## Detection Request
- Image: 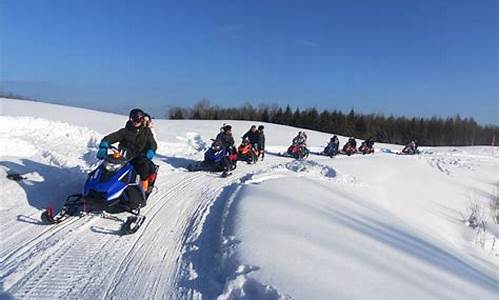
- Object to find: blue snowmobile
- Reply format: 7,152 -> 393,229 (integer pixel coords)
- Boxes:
188,139 -> 237,175
41,146 -> 158,234
323,143 -> 339,157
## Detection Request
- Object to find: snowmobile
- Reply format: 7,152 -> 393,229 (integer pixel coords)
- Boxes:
285,143 -> 309,160
188,140 -> 237,176
340,143 -> 357,156
41,146 -> 158,234
400,145 -> 419,155
358,142 -> 374,155
322,143 -> 339,157
237,138 -> 260,164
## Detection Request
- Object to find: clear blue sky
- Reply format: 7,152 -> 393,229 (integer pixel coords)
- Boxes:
1,0 -> 498,124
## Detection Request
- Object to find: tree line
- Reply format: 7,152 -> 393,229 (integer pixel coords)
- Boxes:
168,100 -> 498,146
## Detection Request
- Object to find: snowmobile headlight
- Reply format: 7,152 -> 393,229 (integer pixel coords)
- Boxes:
104,161 -> 122,172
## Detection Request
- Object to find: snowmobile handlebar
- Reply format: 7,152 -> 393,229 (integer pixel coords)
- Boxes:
104,145 -> 130,164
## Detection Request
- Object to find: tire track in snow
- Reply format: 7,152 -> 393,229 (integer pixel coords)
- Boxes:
2,172 -> 202,298
5,216 -> 108,299
101,172 -> 205,299
0,215 -> 96,290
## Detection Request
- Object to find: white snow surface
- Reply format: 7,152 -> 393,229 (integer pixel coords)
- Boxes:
0,98 -> 498,299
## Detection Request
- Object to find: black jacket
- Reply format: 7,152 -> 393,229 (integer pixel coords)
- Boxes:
216,131 -> 235,149
102,121 -> 157,159
242,130 -> 259,144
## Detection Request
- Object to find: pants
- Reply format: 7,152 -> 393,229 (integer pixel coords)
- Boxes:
131,156 -> 155,180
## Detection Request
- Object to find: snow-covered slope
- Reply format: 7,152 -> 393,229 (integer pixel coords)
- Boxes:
0,98 -> 498,299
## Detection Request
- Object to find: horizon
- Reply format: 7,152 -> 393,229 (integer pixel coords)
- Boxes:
2,94 -> 498,128
1,0 -> 498,125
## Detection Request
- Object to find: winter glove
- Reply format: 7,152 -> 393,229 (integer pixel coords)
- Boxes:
96,141 -> 109,159
146,149 -> 155,160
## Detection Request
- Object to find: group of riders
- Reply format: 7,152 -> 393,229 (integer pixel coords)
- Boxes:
96,108 -> 420,181
51,109 -> 418,231
286,132 -> 418,159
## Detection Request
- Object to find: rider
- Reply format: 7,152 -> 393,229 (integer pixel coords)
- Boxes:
348,137 -> 357,148
360,137 -> 374,151
325,135 -> 339,155
143,113 -> 158,143
257,125 -> 265,160
342,137 -> 357,153
292,131 -> 307,145
216,124 -> 235,149
242,125 -> 259,148
409,139 -> 418,153
96,108 -> 157,191
216,124 -> 236,172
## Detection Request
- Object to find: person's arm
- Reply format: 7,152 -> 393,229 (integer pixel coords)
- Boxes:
242,131 -> 249,141
102,129 -> 125,145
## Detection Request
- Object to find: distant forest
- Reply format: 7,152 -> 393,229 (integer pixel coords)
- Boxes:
168,100 -> 498,146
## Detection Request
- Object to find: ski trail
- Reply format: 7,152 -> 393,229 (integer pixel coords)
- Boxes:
101,172 -> 205,299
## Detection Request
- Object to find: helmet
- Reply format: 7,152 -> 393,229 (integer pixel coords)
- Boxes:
129,108 -> 145,122
223,124 -> 232,132
258,125 -> 264,130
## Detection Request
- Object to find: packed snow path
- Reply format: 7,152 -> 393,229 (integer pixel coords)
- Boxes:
0,99 -> 498,299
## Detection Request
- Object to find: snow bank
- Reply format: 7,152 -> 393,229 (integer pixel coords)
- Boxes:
223,176 -> 498,299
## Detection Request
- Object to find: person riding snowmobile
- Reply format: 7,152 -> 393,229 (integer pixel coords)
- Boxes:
257,125 -> 265,160
143,113 -> 158,143
402,139 -> 418,154
242,125 -> 259,146
324,135 -> 339,157
288,131 -> 309,159
341,137 -> 357,155
97,108 -> 157,192
215,124 -> 236,173
358,137 -> 375,154
292,131 -> 307,146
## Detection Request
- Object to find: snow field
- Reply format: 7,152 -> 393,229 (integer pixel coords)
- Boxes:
0,98 -> 498,299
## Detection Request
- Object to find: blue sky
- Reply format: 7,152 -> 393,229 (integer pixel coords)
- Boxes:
1,0 -> 498,124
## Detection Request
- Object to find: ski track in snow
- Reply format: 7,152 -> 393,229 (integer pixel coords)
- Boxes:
0,105 -> 498,300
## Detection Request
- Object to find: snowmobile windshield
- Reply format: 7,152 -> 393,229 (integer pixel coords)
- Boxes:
102,151 -> 127,172
103,160 -> 124,172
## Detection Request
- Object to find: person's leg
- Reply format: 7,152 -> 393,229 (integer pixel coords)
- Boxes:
131,157 -> 150,190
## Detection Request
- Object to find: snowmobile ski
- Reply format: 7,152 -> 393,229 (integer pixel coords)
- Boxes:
220,171 -> 232,178
121,215 -> 146,234
7,173 -> 27,182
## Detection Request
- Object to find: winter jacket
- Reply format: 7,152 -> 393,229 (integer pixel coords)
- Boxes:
363,139 -> 374,149
102,121 -> 157,160
216,132 -> 235,149
348,139 -> 357,148
292,135 -> 307,145
242,130 -> 260,145
256,131 -> 265,149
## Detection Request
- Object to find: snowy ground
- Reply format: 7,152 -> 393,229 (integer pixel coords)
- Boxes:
0,98 -> 498,299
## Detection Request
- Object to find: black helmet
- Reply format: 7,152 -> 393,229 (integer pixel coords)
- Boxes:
129,108 -> 145,122
258,125 -> 264,130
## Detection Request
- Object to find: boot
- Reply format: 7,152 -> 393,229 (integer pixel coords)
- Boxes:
140,179 -> 149,192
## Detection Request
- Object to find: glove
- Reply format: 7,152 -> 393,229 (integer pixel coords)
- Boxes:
146,149 -> 155,160
96,141 -> 109,159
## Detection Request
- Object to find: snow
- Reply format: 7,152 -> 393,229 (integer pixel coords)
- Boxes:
0,98 -> 498,299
